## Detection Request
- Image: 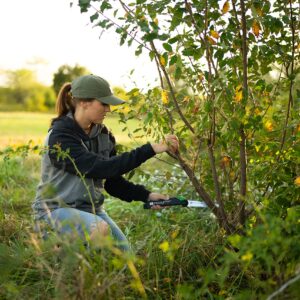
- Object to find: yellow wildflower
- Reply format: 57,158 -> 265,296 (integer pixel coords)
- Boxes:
159,241 -> 169,252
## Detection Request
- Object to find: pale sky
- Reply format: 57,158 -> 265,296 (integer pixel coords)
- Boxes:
0,0 -> 158,90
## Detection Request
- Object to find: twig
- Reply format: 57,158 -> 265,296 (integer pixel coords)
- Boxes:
238,0 -> 248,226
149,40 -> 195,134
267,273 -> 300,300
90,4 -> 152,52
279,0 -> 295,153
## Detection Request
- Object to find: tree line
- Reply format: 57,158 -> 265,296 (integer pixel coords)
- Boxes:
0,64 -> 89,111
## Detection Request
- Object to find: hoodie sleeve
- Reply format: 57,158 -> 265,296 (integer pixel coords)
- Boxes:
48,129 -> 156,179
104,176 -> 150,203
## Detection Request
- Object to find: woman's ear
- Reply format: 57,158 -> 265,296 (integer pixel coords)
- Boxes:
79,101 -> 90,109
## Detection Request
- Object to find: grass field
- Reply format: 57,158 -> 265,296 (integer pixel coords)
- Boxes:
0,112 -> 148,148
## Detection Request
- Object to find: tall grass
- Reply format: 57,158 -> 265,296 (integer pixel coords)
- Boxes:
0,152 -> 222,299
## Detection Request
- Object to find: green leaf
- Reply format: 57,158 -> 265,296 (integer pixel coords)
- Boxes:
169,55 -> 177,66
100,0 -> 112,12
90,12 -> 99,23
169,36 -> 180,44
163,43 -> 173,52
174,66 -> 182,80
158,34 -> 169,41
143,32 -> 158,42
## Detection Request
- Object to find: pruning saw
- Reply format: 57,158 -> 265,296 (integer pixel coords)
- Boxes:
144,196 -> 208,209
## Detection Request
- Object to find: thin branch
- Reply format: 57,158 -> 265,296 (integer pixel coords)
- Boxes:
153,49 -> 175,134
90,4 -> 152,52
149,41 -> 195,134
279,0 -> 295,152
207,145 -> 227,222
238,0 -> 248,225
267,273 -> 300,300
184,0 -> 218,76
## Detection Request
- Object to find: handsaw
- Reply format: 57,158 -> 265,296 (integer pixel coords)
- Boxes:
144,196 -> 208,209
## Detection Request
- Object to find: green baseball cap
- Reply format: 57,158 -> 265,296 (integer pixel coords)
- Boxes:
71,74 -> 125,105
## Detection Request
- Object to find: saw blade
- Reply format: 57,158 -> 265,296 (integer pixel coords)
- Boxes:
186,200 -> 208,208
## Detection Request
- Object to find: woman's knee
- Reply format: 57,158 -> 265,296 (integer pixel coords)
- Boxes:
90,220 -> 109,238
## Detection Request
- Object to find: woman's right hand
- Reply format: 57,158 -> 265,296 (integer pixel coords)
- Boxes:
151,135 -> 179,154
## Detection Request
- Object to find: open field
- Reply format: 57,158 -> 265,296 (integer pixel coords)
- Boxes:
0,112 -> 148,148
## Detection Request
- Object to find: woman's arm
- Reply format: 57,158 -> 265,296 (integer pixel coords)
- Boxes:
48,129 -> 156,179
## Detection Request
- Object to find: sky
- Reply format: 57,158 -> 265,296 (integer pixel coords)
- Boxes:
0,0 -> 158,90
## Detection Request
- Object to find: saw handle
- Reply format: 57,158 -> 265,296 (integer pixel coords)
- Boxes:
144,197 -> 188,209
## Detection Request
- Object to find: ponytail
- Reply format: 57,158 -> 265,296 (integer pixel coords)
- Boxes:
56,83 -> 74,116
51,82 -> 95,125
51,83 -> 74,125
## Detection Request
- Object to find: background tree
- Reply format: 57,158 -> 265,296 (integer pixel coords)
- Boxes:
52,64 -> 89,95
0,69 -> 56,111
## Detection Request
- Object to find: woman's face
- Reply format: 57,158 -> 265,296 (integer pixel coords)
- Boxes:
83,100 -> 111,124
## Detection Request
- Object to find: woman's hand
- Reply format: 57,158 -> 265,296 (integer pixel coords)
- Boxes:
148,192 -> 169,210
151,135 -> 179,154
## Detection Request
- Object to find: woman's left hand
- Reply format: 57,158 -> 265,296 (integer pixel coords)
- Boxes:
147,192 -> 169,210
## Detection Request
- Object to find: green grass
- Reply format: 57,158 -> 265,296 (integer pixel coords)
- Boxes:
0,111 -> 148,148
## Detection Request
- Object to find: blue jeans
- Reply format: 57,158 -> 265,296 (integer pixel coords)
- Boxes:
40,208 -> 130,252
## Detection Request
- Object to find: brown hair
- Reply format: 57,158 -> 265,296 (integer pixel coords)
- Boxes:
51,83 -> 94,125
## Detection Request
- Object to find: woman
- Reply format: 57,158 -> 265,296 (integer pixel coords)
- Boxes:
32,74 -> 179,251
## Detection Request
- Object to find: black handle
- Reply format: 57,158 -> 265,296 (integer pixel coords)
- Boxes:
144,197 -> 188,209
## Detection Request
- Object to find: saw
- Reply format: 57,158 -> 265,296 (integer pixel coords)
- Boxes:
144,196 -> 208,209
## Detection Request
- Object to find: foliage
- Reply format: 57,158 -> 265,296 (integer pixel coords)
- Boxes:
0,69 -> 56,111
0,147 -> 299,299
74,0 -> 300,233
52,64 -> 89,95
0,0 -> 299,298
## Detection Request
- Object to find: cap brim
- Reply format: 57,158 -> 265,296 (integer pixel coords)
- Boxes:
96,95 -> 125,106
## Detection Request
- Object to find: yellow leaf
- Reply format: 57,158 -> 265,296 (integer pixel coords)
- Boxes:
207,36 -> 216,45
294,176 -> 300,186
256,7 -> 263,16
159,241 -> 169,252
254,108 -> 261,115
159,55 -> 166,66
222,1 -> 230,14
264,121 -> 273,132
171,229 -> 179,239
154,18 -> 158,25
161,90 -> 169,104
234,85 -> 243,102
252,20 -> 261,37
221,155 -> 231,167
210,30 -> 219,39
